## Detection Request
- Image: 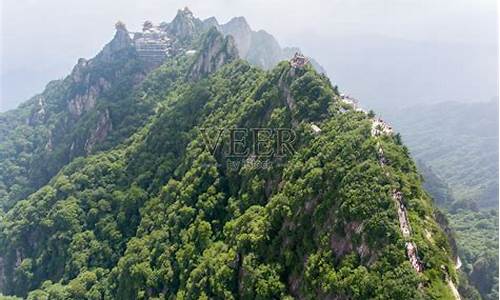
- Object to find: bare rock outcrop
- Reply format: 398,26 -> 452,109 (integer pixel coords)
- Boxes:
67,76 -> 111,118
84,109 -> 112,154
27,95 -> 46,125
98,23 -> 133,62
221,17 -> 252,58
166,7 -> 202,41
188,28 -> 239,81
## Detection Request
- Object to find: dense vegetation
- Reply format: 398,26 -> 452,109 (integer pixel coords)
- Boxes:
0,10 -> 469,299
386,101 -> 498,208
0,35 -> 154,211
385,102 -> 499,299
449,209 -> 498,300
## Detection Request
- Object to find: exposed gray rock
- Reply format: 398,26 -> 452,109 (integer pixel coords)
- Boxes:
221,17 -> 253,58
67,59 -> 100,117
247,30 -> 283,69
68,77 -> 110,118
163,10 -> 327,73
219,16 -> 327,73
68,86 -> 96,117
84,109 -> 112,154
71,58 -> 88,82
167,7 -> 202,41
27,95 -> 46,125
188,29 -> 239,81
202,17 -> 221,31
98,24 -> 133,62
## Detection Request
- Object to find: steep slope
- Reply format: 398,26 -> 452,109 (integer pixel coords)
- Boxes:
414,153 -> 498,300
188,28 -> 239,81
0,9 -> 237,211
417,161 -> 455,206
0,9 -> 325,213
216,16 -> 326,73
385,100 -> 499,208
383,100 -> 499,300
1,39 -> 462,300
0,8 -> 464,300
448,210 -> 498,300
0,23 -> 151,210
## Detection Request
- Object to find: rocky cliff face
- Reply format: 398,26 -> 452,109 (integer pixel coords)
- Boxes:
219,16 -> 326,73
162,10 -> 326,73
67,67 -> 112,119
246,29 -> 283,69
2,8 -> 327,213
98,25 -> 134,62
27,95 -> 46,125
188,29 -> 239,81
221,17 -> 253,58
202,16 -> 221,31
84,109 -> 113,154
0,21 -> 147,211
166,7 -> 202,41
67,24 -> 136,119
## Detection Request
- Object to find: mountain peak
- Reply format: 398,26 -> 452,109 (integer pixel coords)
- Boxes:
174,6 -> 195,21
188,28 -> 239,80
115,21 -> 127,32
167,6 -> 202,40
202,16 -> 220,31
225,16 -> 251,32
181,6 -> 193,16
98,23 -> 133,61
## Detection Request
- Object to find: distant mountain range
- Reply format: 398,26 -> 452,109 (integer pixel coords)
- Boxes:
385,100 -> 499,300
385,100 -> 499,208
214,15 -> 326,73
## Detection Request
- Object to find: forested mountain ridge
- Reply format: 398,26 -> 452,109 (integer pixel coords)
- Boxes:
385,101 -> 499,300
0,8 -> 464,299
0,21 -> 154,210
217,16 -> 326,72
0,8 -> 323,212
385,101 -> 499,208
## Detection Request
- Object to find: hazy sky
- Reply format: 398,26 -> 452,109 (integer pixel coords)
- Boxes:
1,0 -> 498,111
